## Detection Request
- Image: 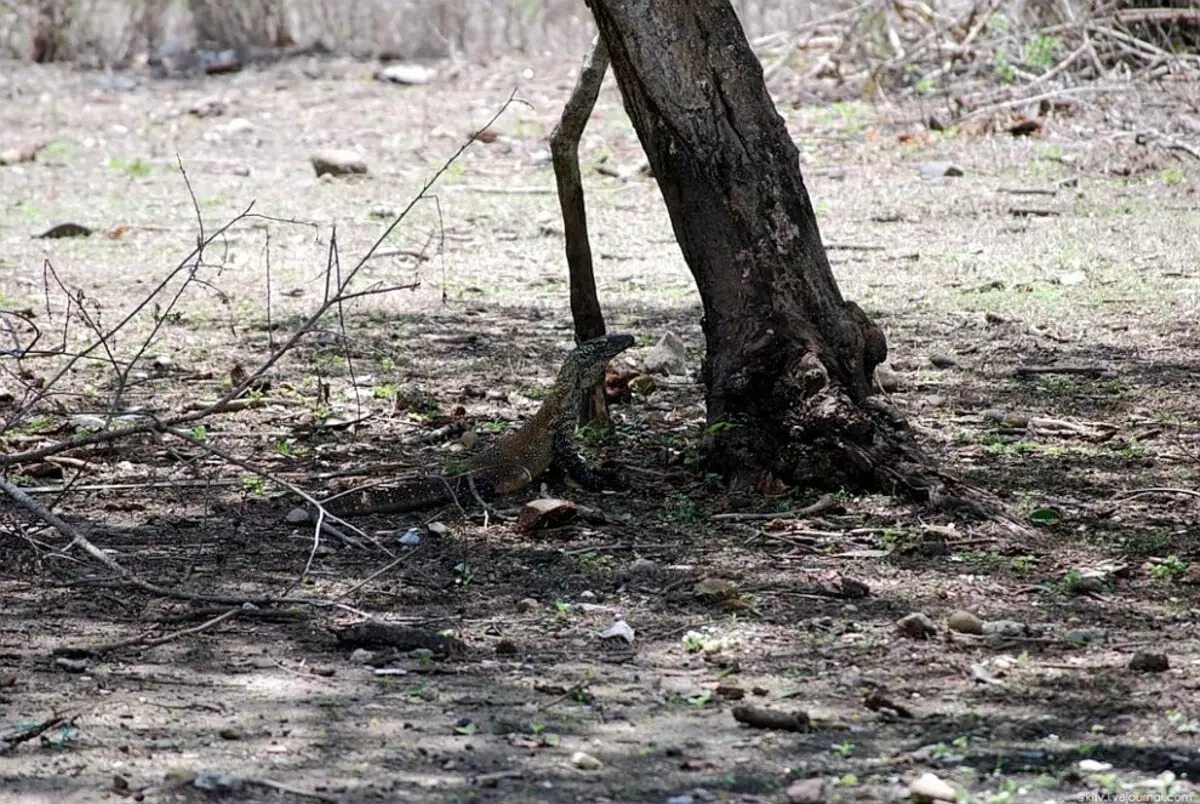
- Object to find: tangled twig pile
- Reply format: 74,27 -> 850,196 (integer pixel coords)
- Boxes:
754,0 -> 1200,114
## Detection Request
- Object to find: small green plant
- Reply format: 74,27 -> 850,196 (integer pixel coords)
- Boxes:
274,438 -> 292,457
574,551 -> 612,573
1148,555 -> 1187,581
957,550 -> 1003,570
1166,709 -> 1200,733
681,630 -> 710,653
985,788 -> 1015,804
575,422 -> 610,446
687,691 -> 714,708
1028,507 -> 1062,526
993,47 -> 1016,84
1113,438 -> 1145,458
915,76 -> 936,94
401,681 -> 439,701
453,562 -> 475,588
528,722 -> 560,746
187,425 -> 208,442
831,740 -> 855,758
1159,167 -> 1185,185
241,476 -> 267,496
478,420 -> 508,434
832,100 -> 868,134
663,492 -> 700,522
372,383 -> 397,401
1022,33 -> 1060,70
107,156 -> 153,178
1010,555 -> 1036,573
43,140 -> 76,158
23,415 -> 54,434
442,460 -> 469,476
553,598 -> 571,618
926,742 -> 952,760
525,384 -> 550,400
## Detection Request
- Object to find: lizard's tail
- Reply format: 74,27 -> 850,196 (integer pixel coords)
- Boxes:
318,474 -> 469,518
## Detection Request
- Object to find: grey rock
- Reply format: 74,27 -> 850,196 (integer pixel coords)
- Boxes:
918,161 -> 965,179
375,63 -> 436,85
311,149 -> 367,177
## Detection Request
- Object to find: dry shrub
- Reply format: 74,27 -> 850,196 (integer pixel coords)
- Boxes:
188,0 -> 291,48
0,0 -> 175,66
0,0 -> 829,66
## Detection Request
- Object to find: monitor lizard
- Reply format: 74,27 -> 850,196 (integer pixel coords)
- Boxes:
317,333 -> 635,518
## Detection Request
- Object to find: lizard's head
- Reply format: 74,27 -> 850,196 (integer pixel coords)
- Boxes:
567,333 -> 636,388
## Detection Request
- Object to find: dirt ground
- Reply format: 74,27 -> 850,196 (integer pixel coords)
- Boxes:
1,49 -> 1200,804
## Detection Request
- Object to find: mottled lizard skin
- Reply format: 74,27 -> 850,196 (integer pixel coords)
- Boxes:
319,334 -> 634,518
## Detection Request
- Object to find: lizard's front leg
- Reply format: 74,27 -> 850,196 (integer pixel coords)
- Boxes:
551,427 -> 623,491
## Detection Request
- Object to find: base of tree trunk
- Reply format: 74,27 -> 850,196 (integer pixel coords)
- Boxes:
708,387 -> 1028,534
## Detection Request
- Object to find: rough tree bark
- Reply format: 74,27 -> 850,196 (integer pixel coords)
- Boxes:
550,35 -> 614,427
587,0 -> 1004,517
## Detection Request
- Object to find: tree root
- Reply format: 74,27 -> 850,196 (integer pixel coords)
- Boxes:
778,389 -> 1032,536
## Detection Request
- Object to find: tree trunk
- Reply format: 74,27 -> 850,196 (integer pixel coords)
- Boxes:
585,0 -> 924,497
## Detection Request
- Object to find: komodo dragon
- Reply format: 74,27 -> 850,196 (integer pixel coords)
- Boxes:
318,333 -> 635,518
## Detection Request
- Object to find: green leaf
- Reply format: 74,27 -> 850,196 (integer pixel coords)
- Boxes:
1029,507 -> 1061,525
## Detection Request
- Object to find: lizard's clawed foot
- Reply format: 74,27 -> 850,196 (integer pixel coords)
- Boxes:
597,462 -> 630,491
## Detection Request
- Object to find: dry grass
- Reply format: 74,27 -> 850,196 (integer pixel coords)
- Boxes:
0,0 -> 874,66
1,21 -> 1200,802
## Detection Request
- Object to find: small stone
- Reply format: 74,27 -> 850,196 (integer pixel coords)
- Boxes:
516,498 -> 577,532
694,578 -> 738,600
599,619 -> 635,644
909,772 -> 957,801
874,364 -> 900,392
516,598 -> 540,613
1063,628 -> 1103,646
285,506 -> 311,524
54,657 -> 88,673
311,149 -> 367,177
982,619 -> 1027,637
369,205 -> 396,219
223,117 -> 254,135
570,750 -> 602,770
1069,575 -> 1107,595
896,612 -> 937,639
639,332 -> 689,376
929,353 -> 958,369
786,777 -> 827,804
495,639 -> 519,655
427,521 -> 448,536
375,63 -> 436,85
628,558 -> 658,574
947,610 -> 984,635
1079,759 -> 1113,773
232,165 -> 250,177
918,161 -> 964,179
188,96 -> 227,117
1129,652 -> 1169,673
0,387 -> 14,407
